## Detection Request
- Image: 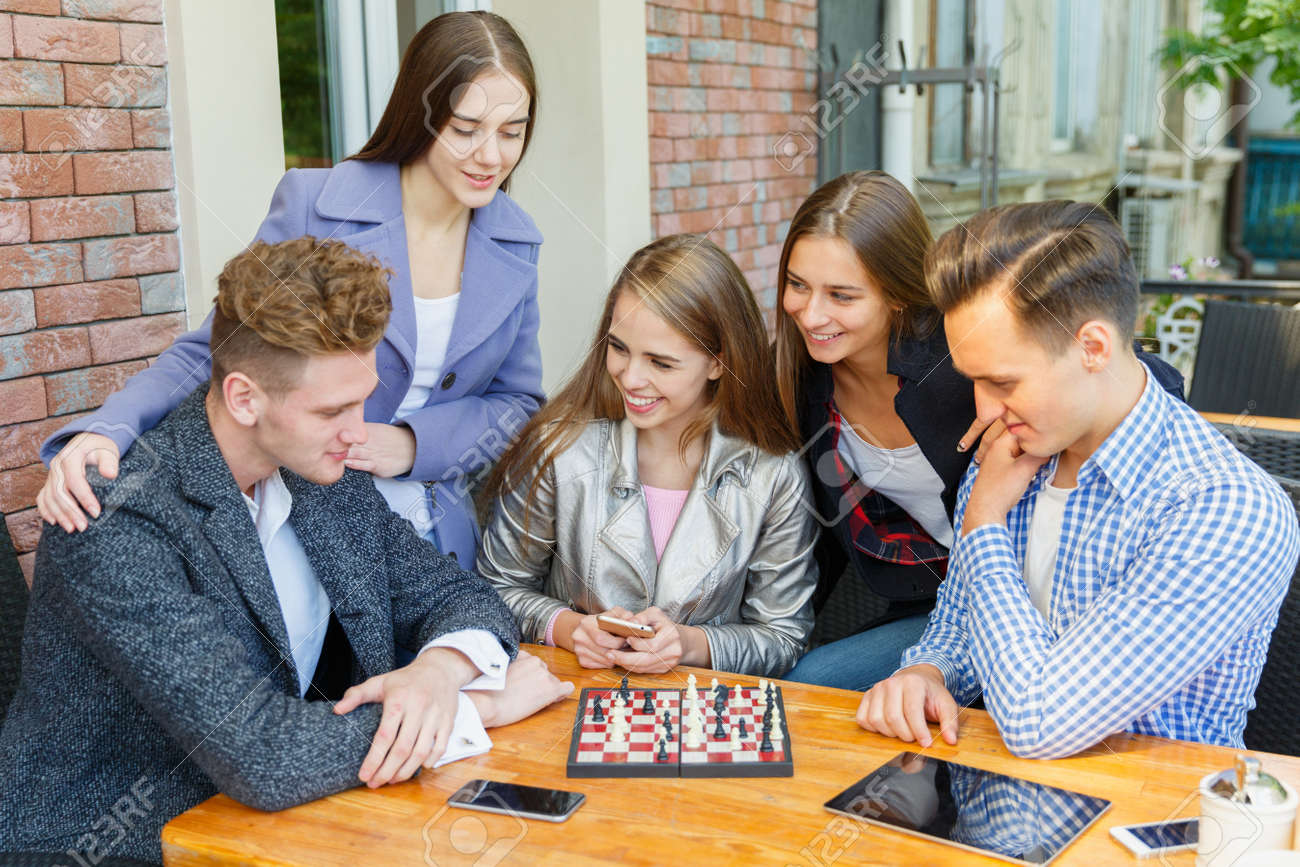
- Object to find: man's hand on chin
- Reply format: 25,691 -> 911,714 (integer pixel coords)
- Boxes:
333,647 -> 477,787
467,650 -> 574,728
962,428 -> 1048,535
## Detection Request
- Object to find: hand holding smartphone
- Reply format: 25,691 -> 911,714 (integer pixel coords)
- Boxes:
596,613 -> 655,640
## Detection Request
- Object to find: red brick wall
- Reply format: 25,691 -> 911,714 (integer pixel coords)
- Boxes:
0,0 -> 182,586
645,0 -> 818,321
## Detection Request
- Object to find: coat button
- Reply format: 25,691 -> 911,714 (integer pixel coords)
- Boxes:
440,371 -> 456,390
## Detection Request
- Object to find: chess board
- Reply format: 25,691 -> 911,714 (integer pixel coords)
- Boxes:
566,684 -> 793,779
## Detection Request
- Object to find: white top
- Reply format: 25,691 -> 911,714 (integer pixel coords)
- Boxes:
374,292 -> 461,540
243,468 -> 504,766
836,424 -> 955,548
1022,471 -> 1077,619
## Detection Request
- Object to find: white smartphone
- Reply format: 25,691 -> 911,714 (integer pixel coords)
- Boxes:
447,780 -> 585,823
595,613 -> 655,639
1109,818 -> 1198,858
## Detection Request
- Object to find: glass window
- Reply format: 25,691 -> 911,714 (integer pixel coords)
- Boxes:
274,0 -> 470,170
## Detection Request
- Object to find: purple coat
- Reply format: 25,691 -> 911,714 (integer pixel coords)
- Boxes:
42,159 -> 545,565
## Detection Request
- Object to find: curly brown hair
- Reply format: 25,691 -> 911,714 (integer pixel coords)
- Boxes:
210,236 -> 393,395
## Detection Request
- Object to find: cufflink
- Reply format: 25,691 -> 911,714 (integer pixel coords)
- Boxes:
460,736 -> 476,746
488,662 -> 502,671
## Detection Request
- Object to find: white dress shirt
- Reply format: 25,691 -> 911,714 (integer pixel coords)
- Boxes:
243,469 -> 505,766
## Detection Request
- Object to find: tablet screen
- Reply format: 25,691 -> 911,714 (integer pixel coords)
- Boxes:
824,752 -> 1111,865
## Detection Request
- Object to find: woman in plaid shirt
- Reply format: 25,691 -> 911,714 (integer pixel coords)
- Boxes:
775,173 -> 1183,691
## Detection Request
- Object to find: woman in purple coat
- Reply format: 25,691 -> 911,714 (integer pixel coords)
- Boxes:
36,11 -> 543,567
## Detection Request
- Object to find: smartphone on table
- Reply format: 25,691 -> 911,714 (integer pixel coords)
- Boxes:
1109,818 -> 1198,858
447,780 -> 585,823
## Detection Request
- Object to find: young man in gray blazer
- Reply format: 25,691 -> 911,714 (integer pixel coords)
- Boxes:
0,237 -> 571,864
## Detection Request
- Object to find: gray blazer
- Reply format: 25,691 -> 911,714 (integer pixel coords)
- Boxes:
0,387 -> 520,863
478,419 -> 818,677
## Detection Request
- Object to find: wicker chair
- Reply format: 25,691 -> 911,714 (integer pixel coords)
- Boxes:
1243,476 -> 1300,756
1211,423 -> 1300,484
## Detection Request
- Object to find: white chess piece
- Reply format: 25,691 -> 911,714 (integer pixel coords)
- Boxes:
730,725 -> 741,752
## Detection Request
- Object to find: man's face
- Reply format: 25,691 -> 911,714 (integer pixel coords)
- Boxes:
944,289 -> 1096,459
255,349 -> 379,485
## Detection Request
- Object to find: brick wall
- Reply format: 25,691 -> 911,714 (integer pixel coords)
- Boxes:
645,0 -> 818,321
0,0 -> 183,586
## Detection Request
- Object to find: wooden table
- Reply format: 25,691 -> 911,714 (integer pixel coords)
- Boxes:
163,646 -> 1300,865
1201,411 -> 1300,433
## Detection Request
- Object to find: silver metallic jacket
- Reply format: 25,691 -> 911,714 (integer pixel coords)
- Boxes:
478,418 -> 819,677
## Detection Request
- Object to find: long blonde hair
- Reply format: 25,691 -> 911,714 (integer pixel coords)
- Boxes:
487,234 -> 799,505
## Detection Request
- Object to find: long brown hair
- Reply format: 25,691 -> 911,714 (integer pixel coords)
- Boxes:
487,234 -> 799,507
772,171 -> 937,432
350,11 -> 537,189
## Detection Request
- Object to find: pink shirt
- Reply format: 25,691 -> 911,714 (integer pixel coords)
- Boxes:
643,484 -> 690,560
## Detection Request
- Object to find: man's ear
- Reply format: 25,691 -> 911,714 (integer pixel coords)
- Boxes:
1074,319 -> 1115,373
222,371 -> 264,427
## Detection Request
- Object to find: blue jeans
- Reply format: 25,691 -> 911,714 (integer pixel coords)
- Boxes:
783,614 -> 931,691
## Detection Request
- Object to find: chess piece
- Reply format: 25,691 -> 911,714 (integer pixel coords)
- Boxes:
642,690 -> 655,714
592,695 -> 605,723
684,719 -> 702,749
738,717 -> 747,738
620,675 -> 630,702
730,725 -> 741,751
760,727 -> 773,753
662,710 -> 674,741
713,714 -> 726,740
657,738 -> 669,762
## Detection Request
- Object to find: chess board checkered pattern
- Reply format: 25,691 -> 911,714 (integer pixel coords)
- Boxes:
678,686 -> 788,773
566,685 -> 793,778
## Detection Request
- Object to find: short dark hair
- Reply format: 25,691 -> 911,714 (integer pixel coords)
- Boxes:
924,201 -> 1138,353
210,237 -> 392,395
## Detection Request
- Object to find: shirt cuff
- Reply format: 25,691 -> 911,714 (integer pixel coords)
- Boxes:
418,628 -> 508,691
431,692 -> 493,768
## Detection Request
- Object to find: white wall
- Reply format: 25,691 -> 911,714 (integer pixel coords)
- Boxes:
492,0 -> 653,391
165,0 -> 287,328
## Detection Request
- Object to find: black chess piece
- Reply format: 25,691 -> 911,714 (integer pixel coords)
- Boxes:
620,675 -> 630,701
738,717 -> 747,738
713,715 -> 727,739
760,728 -> 773,752
642,690 -> 655,714
662,710 -> 674,740
657,738 -> 669,762
592,696 -> 604,722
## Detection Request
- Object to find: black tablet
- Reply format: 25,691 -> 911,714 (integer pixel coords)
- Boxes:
823,752 -> 1111,865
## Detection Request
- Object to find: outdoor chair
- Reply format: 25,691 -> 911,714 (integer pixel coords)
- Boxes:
1188,300 -> 1300,419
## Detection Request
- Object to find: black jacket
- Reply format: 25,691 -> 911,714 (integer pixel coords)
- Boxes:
798,328 -> 1186,610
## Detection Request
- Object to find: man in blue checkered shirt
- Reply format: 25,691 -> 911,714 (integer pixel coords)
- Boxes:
857,201 -> 1300,759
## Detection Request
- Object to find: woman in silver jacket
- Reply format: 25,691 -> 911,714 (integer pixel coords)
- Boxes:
478,235 -> 818,678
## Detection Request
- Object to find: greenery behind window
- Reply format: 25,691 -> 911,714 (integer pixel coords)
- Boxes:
276,0 -> 334,169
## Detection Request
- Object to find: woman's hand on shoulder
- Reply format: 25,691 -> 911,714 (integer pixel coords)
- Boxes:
37,432 -> 119,532
345,423 -> 417,478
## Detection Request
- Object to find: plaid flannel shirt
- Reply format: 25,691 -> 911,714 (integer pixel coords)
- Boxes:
901,364 -> 1299,757
824,401 -> 951,569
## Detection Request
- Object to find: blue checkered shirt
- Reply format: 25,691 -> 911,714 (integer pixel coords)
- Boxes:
900,365 -> 1300,758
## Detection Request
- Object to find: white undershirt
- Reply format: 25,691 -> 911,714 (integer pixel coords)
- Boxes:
243,468 -> 503,766
1022,471 -> 1077,618
373,292 -> 460,539
836,425 -> 955,548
